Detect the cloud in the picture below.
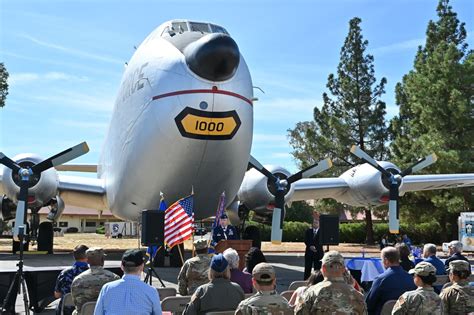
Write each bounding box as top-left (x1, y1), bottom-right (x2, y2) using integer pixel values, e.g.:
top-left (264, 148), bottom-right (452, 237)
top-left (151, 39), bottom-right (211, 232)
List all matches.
top-left (51, 119), bottom-right (109, 130)
top-left (254, 97), bottom-right (322, 122)
top-left (371, 38), bottom-right (424, 55)
top-left (32, 90), bottom-right (115, 112)
top-left (8, 72), bottom-right (88, 85)
top-left (19, 34), bottom-right (123, 65)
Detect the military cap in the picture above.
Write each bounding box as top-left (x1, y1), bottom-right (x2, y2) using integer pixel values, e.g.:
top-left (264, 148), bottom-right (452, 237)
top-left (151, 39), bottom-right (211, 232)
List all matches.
top-left (193, 239), bottom-right (208, 250)
top-left (210, 254), bottom-right (228, 272)
top-left (220, 213), bottom-right (228, 219)
top-left (86, 247), bottom-right (106, 258)
top-left (409, 262), bottom-right (436, 276)
top-left (122, 249), bottom-right (145, 267)
top-left (252, 262), bottom-right (275, 283)
top-left (447, 260), bottom-right (470, 272)
top-left (321, 250), bottom-right (344, 266)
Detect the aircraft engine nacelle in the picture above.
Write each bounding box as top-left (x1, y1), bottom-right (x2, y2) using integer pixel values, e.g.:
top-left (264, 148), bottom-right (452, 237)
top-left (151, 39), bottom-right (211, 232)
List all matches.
top-left (339, 161), bottom-right (403, 207)
top-left (46, 196), bottom-right (65, 221)
top-left (0, 196), bottom-right (17, 221)
top-left (238, 165), bottom-right (295, 213)
top-left (1, 154), bottom-right (59, 209)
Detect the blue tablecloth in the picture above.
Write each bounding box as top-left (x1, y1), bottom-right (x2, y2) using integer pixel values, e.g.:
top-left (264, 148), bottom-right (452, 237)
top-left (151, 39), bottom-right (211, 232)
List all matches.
top-left (345, 258), bottom-right (385, 282)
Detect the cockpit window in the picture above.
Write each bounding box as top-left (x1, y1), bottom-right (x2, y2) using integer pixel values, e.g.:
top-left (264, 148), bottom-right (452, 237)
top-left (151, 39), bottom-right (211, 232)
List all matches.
top-left (190, 22), bottom-right (211, 33)
top-left (171, 22), bottom-right (188, 33)
top-left (210, 24), bottom-right (228, 34)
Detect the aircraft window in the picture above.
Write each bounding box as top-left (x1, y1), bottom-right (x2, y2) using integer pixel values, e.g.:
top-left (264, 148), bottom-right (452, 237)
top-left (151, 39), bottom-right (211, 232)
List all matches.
top-left (190, 22), bottom-right (211, 33)
top-left (161, 26), bottom-right (171, 37)
top-left (171, 22), bottom-right (188, 33)
top-left (210, 24), bottom-right (228, 34)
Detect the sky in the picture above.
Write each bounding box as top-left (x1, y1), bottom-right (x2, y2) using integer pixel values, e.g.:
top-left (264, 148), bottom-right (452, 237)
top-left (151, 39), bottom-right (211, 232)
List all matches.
top-left (0, 0), bottom-right (473, 175)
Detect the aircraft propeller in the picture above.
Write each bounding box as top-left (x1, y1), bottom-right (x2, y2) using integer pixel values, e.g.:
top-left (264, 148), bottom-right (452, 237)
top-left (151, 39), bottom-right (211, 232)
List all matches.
top-left (0, 142), bottom-right (89, 241)
top-left (350, 145), bottom-right (437, 234)
top-left (248, 156), bottom-right (332, 244)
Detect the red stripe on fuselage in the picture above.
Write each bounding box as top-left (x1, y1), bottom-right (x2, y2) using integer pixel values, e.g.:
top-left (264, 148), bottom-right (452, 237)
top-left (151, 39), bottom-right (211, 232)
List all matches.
top-left (152, 89), bottom-right (253, 106)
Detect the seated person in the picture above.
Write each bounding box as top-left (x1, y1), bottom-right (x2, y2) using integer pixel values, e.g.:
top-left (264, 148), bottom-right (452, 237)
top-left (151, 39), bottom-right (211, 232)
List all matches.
top-left (397, 243), bottom-right (415, 272)
top-left (440, 260), bottom-right (474, 314)
top-left (54, 244), bottom-right (89, 315)
top-left (243, 247), bottom-right (266, 274)
top-left (392, 262), bottom-right (443, 314)
top-left (236, 263), bottom-right (292, 314)
top-left (71, 248), bottom-right (120, 314)
top-left (444, 240), bottom-right (469, 270)
top-left (177, 239), bottom-right (212, 296)
top-left (365, 246), bottom-right (416, 315)
top-left (289, 270), bottom-right (324, 307)
top-left (223, 248), bottom-right (253, 293)
top-left (184, 254), bottom-right (244, 314)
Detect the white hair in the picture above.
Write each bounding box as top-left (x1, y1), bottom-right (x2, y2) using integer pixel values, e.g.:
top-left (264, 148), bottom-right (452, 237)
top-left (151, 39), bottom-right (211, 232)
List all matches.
top-left (424, 243), bottom-right (437, 255)
top-left (223, 248), bottom-right (239, 269)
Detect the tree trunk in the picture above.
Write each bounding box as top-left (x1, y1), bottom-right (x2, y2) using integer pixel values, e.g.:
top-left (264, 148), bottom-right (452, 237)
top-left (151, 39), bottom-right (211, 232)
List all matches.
top-left (365, 209), bottom-right (375, 245)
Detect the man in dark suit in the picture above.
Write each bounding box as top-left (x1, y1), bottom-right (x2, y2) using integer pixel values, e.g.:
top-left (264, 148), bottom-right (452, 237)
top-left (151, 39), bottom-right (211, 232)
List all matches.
top-left (304, 218), bottom-right (324, 280)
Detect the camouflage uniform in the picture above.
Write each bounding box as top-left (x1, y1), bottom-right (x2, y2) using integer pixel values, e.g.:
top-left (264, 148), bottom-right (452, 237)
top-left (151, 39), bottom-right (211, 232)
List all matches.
top-left (236, 263), bottom-right (292, 315)
top-left (392, 261), bottom-right (443, 315)
top-left (440, 260), bottom-right (474, 314)
top-left (295, 251), bottom-right (366, 315)
top-left (178, 239), bottom-right (212, 296)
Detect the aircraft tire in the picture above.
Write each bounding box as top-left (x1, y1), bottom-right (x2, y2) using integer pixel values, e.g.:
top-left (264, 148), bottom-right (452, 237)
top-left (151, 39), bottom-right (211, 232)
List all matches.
top-left (243, 225), bottom-right (261, 249)
top-left (38, 222), bottom-right (54, 254)
top-left (170, 243), bottom-right (184, 267)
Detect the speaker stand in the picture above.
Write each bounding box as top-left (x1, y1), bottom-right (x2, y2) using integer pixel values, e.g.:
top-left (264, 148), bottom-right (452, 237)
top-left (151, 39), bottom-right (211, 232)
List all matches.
top-left (143, 252), bottom-right (165, 288)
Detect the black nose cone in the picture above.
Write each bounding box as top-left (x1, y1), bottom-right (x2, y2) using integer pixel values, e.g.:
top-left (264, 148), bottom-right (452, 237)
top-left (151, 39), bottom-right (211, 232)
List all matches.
top-left (185, 33), bottom-right (240, 81)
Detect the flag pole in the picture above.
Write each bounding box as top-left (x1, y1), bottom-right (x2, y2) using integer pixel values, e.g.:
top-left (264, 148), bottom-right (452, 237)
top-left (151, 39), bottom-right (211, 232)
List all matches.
top-left (177, 244), bottom-right (185, 265)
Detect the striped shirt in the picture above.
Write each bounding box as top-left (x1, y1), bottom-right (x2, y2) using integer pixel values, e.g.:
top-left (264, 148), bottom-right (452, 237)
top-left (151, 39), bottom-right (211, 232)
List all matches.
top-left (94, 274), bottom-right (161, 315)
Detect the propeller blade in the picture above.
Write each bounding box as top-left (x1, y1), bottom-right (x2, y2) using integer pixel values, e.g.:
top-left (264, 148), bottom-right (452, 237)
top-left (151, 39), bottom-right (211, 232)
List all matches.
top-left (270, 207), bottom-right (283, 244)
top-left (31, 142), bottom-right (89, 174)
top-left (400, 153), bottom-right (437, 177)
top-left (287, 158), bottom-right (333, 184)
top-left (388, 179), bottom-right (400, 234)
top-left (0, 152), bottom-right (21, 173)
top-left (13, 181), bottom-right (29, 242)
top-left (350, 145), bottom-right (392, 178)
top-left (248, 155), bottom-right (277, 180)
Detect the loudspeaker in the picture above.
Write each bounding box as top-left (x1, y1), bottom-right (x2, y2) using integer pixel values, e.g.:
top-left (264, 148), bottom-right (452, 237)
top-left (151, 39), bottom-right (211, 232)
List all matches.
top-left (319, 214), bottom-right (340, 245)
top-left (141, 210), bottom-right (165, 246)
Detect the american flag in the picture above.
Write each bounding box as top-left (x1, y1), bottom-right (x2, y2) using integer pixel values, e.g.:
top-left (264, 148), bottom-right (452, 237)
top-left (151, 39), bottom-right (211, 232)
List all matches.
top-left (164, 195), bottom-right (194, 248)
top-left (212, 191), bottom-right (226, 230)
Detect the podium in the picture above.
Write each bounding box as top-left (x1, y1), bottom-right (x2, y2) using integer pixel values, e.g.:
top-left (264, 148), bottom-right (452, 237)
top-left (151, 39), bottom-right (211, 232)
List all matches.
top-left (215, 240), bottom-right (253, 270)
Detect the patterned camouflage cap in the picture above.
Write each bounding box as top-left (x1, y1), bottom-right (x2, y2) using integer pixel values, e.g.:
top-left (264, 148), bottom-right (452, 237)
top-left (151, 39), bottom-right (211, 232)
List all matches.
top-left (86, 247), bottom-right (106, 258)
top-left (448, 260), bottom-right (470, 272)
top-left (252, 262), bottom-right (275, 283)
top-left (193, 239), bottom-right (208, 250)
top-left (409, 261), bottom-right (436, 276)
top-left (321, 250), bottom-right (344, 266)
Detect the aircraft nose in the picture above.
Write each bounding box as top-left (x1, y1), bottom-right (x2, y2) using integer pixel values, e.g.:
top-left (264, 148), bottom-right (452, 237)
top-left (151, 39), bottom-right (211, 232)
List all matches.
top-left (184, 33), bottom-right (240, 81)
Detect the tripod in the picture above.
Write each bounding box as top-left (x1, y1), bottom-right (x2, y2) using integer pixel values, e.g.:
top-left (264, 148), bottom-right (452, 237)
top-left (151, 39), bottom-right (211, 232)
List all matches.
top-left (143, 246), bottom-right (165, 287)
top-left (2, 226), bottom-right (30, 315)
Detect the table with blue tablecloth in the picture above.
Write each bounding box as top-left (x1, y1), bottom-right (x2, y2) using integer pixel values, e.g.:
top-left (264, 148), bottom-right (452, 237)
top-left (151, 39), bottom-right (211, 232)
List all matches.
top-left (345, 257), bottom-right (385, 282)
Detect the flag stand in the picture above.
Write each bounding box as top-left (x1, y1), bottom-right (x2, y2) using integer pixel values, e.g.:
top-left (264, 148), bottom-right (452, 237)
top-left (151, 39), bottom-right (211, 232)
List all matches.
top-left (176, 244), bottom-right (185, 265)
top-left (144, 246), bottom-right (166, 287)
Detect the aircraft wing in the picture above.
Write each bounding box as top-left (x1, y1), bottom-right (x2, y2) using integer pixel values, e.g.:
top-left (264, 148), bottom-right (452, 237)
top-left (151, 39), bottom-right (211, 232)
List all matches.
top-left (400, 174), bottom-right (474, 193)
top-left (57, 174), bottom-right (107, 210)
top-left (291, 178), bottom-right (349, 201)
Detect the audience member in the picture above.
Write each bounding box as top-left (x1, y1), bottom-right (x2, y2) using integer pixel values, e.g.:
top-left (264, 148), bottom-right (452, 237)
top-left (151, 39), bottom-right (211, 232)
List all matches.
top-left (184, 254), bottom-right (244, 314)
top-left (402, 234), bottom-right (412, 249)
top-left (288, 271), bottom-right (324, 307)
top-left (396, 243), bottom-right (415, 272)
top-left (235, 263), bottom-right (292, 314)
top-left (421, 243), bottom-right (445, 275)
top-left (379, 234), bottom-right (389, 250)
top-left (444, 240), bottom-right (469, 270)
top-left (365, 246), bottom-right (416, 315)
top-left (177, 239), bottom-right (212, 296)
top-left (223, 248), bottom-right (253, 293)
top-left (94, 249), bottom-right (161, 315)
top-left (54, 244), bottom-right (89, 315)
top-left (295, 251), bottom-right (366, 314)
top-left (440, 260), bottom-right (474, 314)
top-left (343, 268), bottom-right (363, 293)
top-left (243, 247), bottom-right (266, 274)
top-left (71, 248), bottom-right (119, 315)
top-left (392, 262), bottom-right (443, 314)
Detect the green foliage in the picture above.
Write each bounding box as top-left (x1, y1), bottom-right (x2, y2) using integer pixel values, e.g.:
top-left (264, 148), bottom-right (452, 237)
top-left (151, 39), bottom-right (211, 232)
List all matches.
top-left (0, 63), bottom-right (8, 108)
top-left (340, 222), bottom-right (366, 243)
top-left (285, 201), bottom-right (315, 223)
top-left (389, 0), bottom-right (473, 240)
top-left (288, 17), bottom-right (389, 244)
top-left (96, 225), bottom-right (105, 234)
top-left (0, 219), bottom-right (10, 233)
top-left (282, 221), bottom-right (311, 242)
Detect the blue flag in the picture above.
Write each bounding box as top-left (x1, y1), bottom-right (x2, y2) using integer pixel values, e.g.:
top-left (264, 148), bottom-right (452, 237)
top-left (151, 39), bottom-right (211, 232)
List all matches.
top-left (212, 192), bottom-right (226, 230)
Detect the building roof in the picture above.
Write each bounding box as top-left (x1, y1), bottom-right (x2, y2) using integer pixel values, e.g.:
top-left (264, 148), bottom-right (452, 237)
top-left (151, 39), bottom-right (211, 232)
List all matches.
top-left (38, 205), bottom-right (115, 217)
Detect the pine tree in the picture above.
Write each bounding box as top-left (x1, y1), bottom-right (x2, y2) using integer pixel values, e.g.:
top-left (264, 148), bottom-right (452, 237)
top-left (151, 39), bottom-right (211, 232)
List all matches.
top-left (0, 63), bottom-right (8, 108)
top-left (390, 0), bottom-right (473, 240)
top-left (288, 17), bottom-right (388, 244)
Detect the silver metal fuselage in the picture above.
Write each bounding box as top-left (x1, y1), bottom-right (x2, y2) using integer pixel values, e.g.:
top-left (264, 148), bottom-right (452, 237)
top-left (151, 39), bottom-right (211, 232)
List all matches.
top-left (98, 26), bottom-right (254, 221)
